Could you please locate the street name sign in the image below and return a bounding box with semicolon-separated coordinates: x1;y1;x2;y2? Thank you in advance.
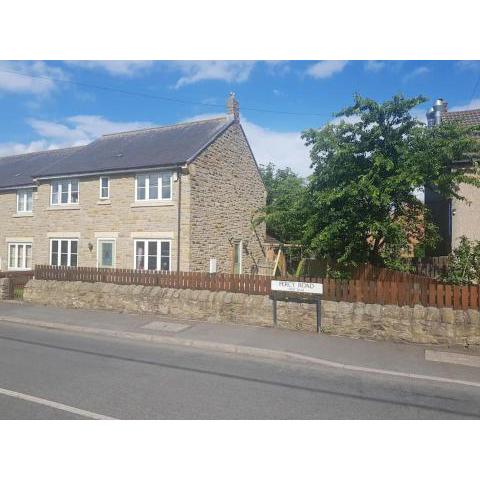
271;280;323;295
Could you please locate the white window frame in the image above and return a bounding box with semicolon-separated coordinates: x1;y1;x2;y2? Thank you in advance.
50;179;80;206
7;242;33;271
97;238;116;268
99;176;110;200
133;239;171;271
49;238;79;267
16;188;33;213
135;172;173;202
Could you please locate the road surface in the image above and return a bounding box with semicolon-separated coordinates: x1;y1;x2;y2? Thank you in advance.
1;321;479;419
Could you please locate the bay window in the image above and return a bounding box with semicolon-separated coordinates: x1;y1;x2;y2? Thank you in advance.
135;172;172;201
50;239;78;267
51;179;79;205
134;240;170;271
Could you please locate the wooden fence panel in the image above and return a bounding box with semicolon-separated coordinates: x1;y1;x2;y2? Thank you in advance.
28;265;480;310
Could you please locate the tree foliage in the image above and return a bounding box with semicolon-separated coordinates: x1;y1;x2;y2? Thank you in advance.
441;236;480;285
301;94;480;270
257;162;307;244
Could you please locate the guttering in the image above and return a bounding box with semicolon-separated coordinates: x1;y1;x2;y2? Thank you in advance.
176;167;182;272
33;164;180;181
0;183;36;192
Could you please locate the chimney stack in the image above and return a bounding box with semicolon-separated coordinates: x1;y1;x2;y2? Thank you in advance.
426;98;448;126
226;92;240;122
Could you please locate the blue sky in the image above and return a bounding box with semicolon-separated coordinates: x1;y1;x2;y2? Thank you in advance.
1;60;480;176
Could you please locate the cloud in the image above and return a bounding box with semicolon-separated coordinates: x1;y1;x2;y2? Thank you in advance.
172;61;256;88
0;61;67;95
306;60;348;79
410;108;427;124
67;61;154;76
0;140;59;157
242;119;311;176
265;61;291;76
2;110;312;177
183;112;311;176
456;61;480;72
329;114;361;125
449;98;480;111
0;115;154;157
364;60;385;72
402;66;429;82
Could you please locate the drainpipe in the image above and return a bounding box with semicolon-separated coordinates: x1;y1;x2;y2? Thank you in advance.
176;167;182;272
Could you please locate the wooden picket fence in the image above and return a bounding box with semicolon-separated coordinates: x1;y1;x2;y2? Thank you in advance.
34;265;272;295
32;265;480;310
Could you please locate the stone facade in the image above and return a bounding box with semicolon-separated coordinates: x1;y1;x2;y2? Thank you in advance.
189;122;266;273
451;180;480;249
0;119;266;273
0;278;10;300
426;178;480;255
24;279;480;346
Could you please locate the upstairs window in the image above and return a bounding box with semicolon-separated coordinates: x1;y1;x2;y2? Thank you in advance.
99;176;110;199
136;172;172;201
17;189;33;213
51;179;79;205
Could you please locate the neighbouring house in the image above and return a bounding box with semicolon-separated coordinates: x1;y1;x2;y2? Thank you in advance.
425;98;480;255
0;94;267;274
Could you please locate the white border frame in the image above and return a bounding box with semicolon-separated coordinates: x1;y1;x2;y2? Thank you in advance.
16;188;33;214
135;172;173;202
50;179;80;206
133;239;171;271
7;242;33;271
99;176;110;200
49;238;79;267
96;238;116;268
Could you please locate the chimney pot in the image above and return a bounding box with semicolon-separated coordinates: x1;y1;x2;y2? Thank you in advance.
226;92;240;122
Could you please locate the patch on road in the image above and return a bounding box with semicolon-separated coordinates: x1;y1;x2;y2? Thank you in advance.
141;320;190;333
425;349;480;368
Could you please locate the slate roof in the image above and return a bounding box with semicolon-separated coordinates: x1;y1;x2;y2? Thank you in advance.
0;116;233;189
442;109;480;126
0;146;83;189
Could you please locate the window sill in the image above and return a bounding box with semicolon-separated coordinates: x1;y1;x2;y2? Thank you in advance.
130;201;174;208
12;212;34;218
97;200;111;205
46;205;81;211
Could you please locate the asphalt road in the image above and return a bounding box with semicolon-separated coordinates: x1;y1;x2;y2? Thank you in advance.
1;322;479;419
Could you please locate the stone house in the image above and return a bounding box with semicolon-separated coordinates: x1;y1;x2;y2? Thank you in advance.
425;99;480;255
0;95;267;274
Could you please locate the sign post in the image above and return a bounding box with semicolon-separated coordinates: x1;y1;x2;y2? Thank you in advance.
270;280;324;333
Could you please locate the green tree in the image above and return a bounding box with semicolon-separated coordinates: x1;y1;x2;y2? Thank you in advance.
441;236;480;285
257;162;307;244
301;94;480;270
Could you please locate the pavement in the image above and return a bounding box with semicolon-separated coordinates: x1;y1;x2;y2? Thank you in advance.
0;301;480;419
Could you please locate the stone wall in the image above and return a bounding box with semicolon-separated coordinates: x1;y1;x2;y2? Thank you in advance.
0;278;11;300
189;121;266;274
24;279;480;346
